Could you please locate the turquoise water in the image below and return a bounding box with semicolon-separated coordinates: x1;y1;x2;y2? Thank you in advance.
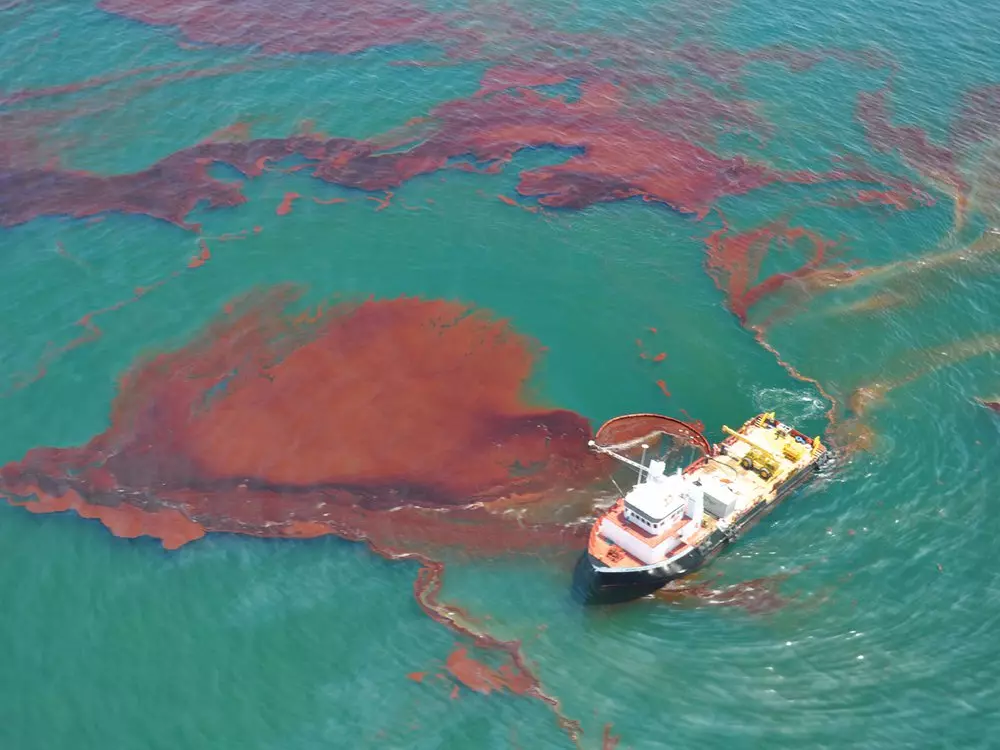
3;0;1000;747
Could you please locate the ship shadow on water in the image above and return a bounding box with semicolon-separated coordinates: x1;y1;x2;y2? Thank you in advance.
571;550;816;614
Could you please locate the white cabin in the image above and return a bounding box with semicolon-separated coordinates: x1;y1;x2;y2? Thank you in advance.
598;459;705;565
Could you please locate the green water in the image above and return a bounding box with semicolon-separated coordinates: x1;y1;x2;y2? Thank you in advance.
2;0;1000;748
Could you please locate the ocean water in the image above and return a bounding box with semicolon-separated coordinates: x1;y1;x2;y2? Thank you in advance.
2;0;1000;748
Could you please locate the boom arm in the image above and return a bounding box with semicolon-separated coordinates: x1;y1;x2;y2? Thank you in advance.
587;440;649;473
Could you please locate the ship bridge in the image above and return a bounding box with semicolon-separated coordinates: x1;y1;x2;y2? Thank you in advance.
598;460;705;565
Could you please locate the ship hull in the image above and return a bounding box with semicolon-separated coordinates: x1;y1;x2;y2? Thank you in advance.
575;462;818;604
572;546;711;604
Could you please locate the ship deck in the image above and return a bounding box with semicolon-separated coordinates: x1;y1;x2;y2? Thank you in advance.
689;453;766;500
685;419;819;496
589;532;645;568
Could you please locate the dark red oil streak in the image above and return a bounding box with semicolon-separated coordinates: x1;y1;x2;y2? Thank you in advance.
476;65;573;97
855;87;962;184
702;216;843;428
656;571;797;614
977;398;1000;414
54;241;92;270
187;238;211;267
5;0;924;230
855;83;970;227
857;82;1000;179
408;559;581;740
6;232;237;396
828;188;933;211
275;191;300;216
952;85;1000;151
0;62;186;106
93;0;892;102
96;0;481;56
704;218;837;324
5;279;170;395
1;81;922;230
602;724;622;750
2;60;279;130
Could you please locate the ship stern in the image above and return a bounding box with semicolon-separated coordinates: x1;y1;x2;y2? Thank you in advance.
571;551;679;605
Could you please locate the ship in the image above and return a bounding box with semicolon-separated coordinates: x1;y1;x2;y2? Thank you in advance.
575;412;827;603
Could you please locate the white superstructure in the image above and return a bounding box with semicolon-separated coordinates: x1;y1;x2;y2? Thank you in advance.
594;458;705;565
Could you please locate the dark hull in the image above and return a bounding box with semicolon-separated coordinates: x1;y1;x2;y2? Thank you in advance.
574;464;817;605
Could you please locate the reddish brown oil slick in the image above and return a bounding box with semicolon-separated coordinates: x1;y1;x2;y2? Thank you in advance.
1;60;283;175
830;188;930;211
368;191;394;211
856;86;964;190
1;143;246;229
0;287;604;553
602;724;622;750
2;76;918;231
0;62;184;106
276;191;301;216
96;0;476;56
953;85;1000;152
0;134;370;229
92;0;891;98
5;279;174;396
635;336;668;364
187;239;211;268
855;82;1000;209
54;240;91;270
3;4;965;741
833;335;1000;452
2;275;606;739
705;218;839;324
657;572;795;615
855;84;969;225
977;398;1000;414
10;485;205;549
427;84;788;217
406;558;581;741
21;0;912;260
477;65;572;97
445;647;535;696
